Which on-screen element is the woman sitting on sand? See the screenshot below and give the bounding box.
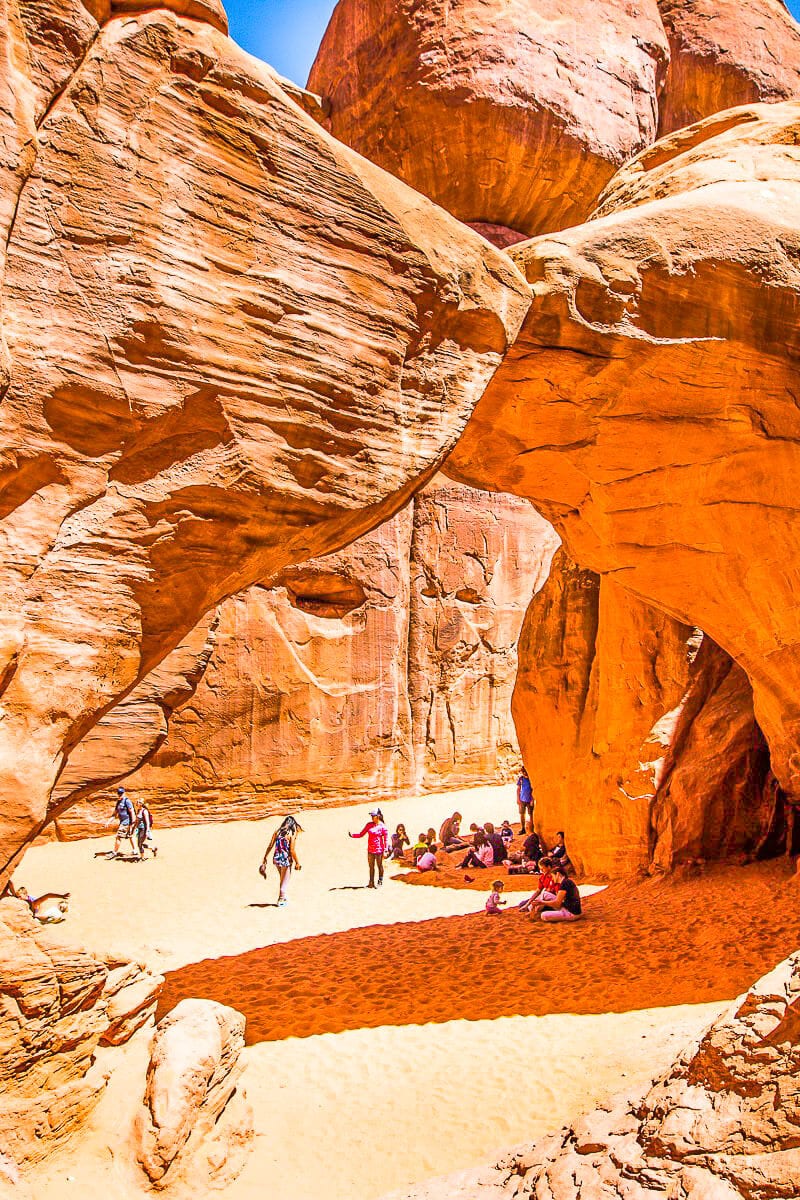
[438,812,469,852]
[458,829,493,870]
[391,824,410,860]
[259,815,302,907]
[417,845,438,872]
[519,857,557,913]
[534,865,582,922]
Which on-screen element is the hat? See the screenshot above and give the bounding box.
[369,809,379,817]
[116,786,125,794]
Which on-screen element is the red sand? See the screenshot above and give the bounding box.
[158,858,800,1045]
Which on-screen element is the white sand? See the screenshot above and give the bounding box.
[21,786,724,1200]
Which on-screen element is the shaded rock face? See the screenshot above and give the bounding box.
[0,0,529,885]
[449,102,800,818]
[56,481,557,833]
[514,552,789,877]
[658,0,800,134]
[450,951,800,1200]
[512,549,695,877]
[309,0,669,240]
[0,898,162,1168]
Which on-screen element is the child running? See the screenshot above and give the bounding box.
[485,879,506,915]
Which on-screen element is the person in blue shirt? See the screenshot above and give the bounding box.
[516,766,534,835]
[113,786,138,859]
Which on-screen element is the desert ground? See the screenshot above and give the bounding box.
[17,784,800,1200]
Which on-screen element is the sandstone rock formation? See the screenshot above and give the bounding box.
[658,0,800,134]
[0,0,529,886]
[0,897,162,1168]
[137,998,251,1189]
[449,101,800,823]
[422,950,800,1200]
[54,480,557,833]
[309,0,669,241]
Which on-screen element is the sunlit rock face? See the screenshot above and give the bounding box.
[0,1,529,885]
[657,0,800,134]
[449,101,800,821]
[308,0,669,240]
[56,481,558,834]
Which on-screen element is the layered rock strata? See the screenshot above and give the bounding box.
[408,950,800,1200]
[0,897,162,1168]
[449,101,800,819]
[0,0,529,886]
[55,481,557,833]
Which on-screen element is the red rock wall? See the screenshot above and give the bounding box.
[56,481,557,835]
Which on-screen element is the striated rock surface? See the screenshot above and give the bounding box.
[0,0,529,885]
[449,101,800,819]
[309,0,669,240]
[0,898,162,1167]
[513,549,695,877]
[137,998,252,1188]
[407,951,800,1200]
[56,480,557,832]
[658,0,800,134]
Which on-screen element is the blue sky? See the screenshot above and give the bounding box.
[226,0,800,87]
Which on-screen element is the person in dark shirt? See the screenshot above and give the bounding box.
[483,822,508,866]
[549,831,574,875]
[522,830,542,866]
[538,866,582,922]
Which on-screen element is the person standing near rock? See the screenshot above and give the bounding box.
[260,815,302,907]
[113,786,138,859]
[517,766,534,835]
[350,809,389,888]
[136,801,157,860]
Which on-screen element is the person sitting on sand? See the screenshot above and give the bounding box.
[519,857,557,912]
[113,786,139,860]
[350,810,389,888]
[391,824,410,860]
[483,822,508,867]
[11,886,70,923]
[417,846,438,872]
[458,829,493,870]
[534,865,582,922]
[522,829,543,867]
[260,815,303,906]
[500,820,514,850]
[426,827,439,851]
[485,879,506,915]
[412,832,429,863]
[549,831,574,875]
[439,812,469,852]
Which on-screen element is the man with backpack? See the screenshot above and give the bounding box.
[113,786,138,859]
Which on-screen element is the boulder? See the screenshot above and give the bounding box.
[448,101,800,816]
[137,998,251,1186]
[658,0,800,134]
[0,1,529,885]
[309,0,669,240]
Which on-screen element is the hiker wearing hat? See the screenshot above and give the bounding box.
[349,808,389,888]
[113,786,139,859]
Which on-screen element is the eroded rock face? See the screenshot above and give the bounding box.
[449,101,800,815]
[309,0,669,240]
[55,480,556,831]
[0,1,529,885]
[137,998,252,1188]
[0,898,162,1167]
[513,549,695,877]
[658,0,800,134]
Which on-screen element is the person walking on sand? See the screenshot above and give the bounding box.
[350,809,388,888]
[135,800,157,860]
[113,786,138,859]
[517,765,534,834]
[260,815,302,906]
